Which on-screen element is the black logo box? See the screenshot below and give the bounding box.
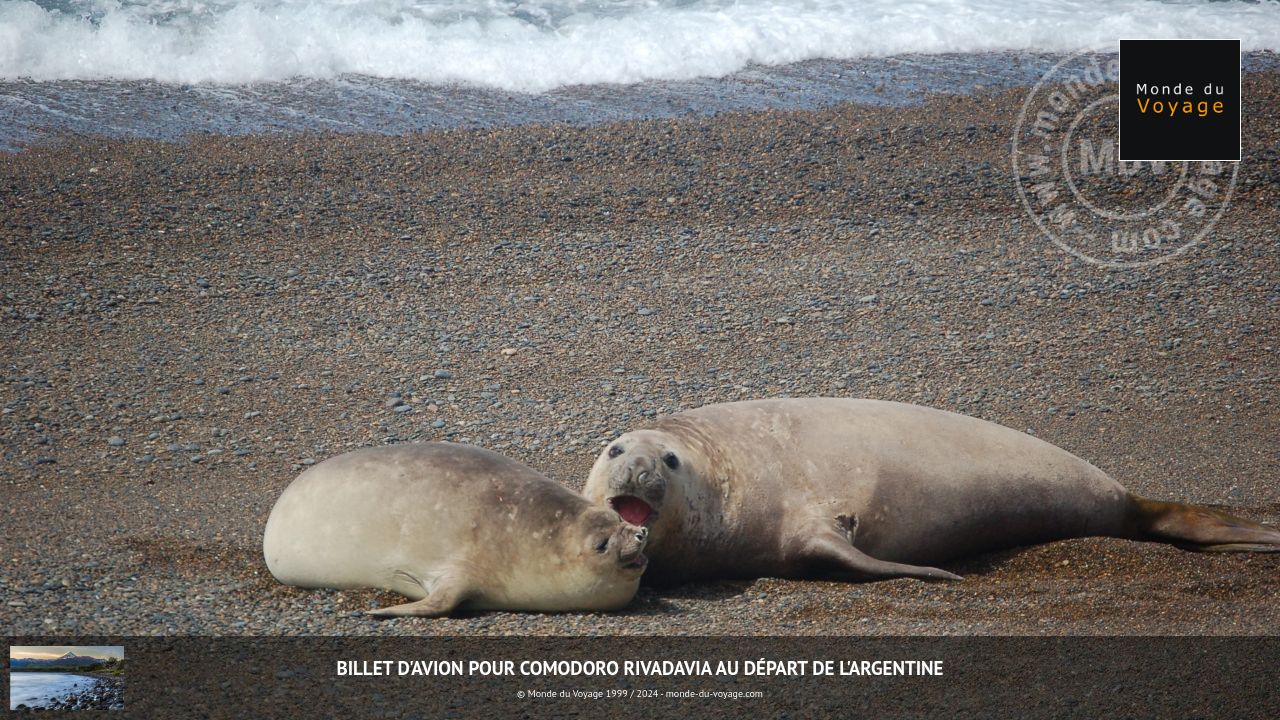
[1119,39,1241,162]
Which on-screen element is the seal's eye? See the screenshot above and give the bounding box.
[662,452,680,470]
[607,445,623,459]
[595,538,610,554]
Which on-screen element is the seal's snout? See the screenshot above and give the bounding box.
[612,454,667,506]
[616,522,649,572]
[620,454,656,484]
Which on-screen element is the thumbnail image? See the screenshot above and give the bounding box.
[9,646,124,711]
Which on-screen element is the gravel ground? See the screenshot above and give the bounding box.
[2,74,1278,637]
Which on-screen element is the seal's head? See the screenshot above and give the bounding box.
[543,507,648,611]
[584,429,692,548]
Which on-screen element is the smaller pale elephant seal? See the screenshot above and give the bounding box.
[263,442,649,617]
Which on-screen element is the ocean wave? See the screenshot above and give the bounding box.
[1,0,1278,89]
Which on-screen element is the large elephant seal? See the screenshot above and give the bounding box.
[264,442,649,617]
[584,398,1280,586]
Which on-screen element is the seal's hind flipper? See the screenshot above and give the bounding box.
[802,530,962,582]
[366,578,467,619]
[1128,496,1280,552]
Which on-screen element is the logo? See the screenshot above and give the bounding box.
[1119,39,1241,162]
[1012,53,1237,268]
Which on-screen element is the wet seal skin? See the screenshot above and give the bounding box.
[264,442,648,617]
[585,398,1280,586]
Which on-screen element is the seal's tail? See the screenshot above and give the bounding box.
[1127,495,1280,552]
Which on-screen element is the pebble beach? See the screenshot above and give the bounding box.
[3,69,1279,637]
[9,674,124,712]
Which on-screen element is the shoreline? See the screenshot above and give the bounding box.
[4,51,1277,153]
[10,673,125,712]
[1,69,1277,636]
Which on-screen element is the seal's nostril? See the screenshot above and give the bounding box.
[637,471,649,482]
[636,528,648,542]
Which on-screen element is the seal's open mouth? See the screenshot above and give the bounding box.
[623,554,648,571]
[610,495,654,526]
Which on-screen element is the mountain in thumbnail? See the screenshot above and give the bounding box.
[11,652,106,669]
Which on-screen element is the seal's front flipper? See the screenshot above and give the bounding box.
[1128,496,1280,553]
[804,531,962,582]
[367,576,467,619]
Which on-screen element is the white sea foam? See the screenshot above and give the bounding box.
[1,0,1277,89]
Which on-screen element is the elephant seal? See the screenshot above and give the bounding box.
[584,398,1280,586]
[264,442,649,617]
